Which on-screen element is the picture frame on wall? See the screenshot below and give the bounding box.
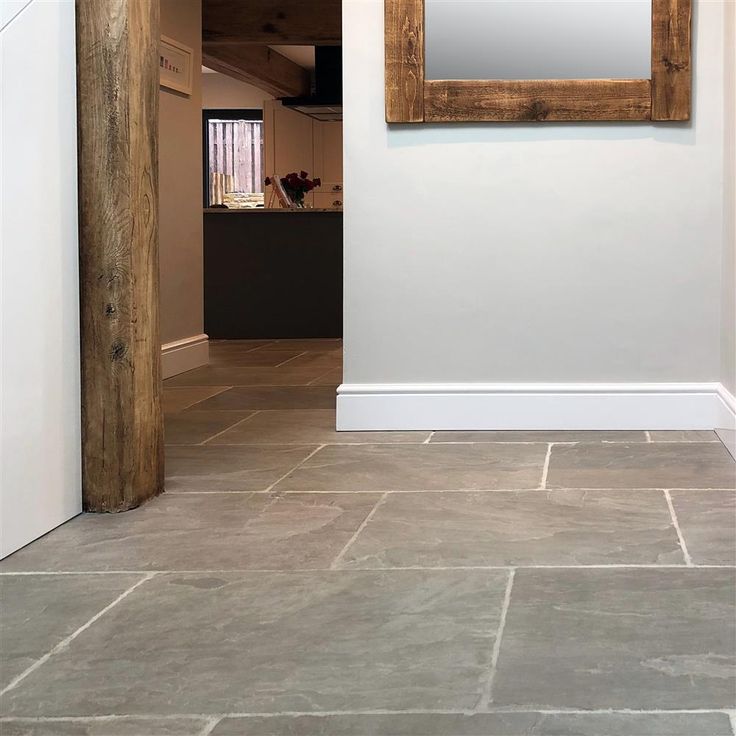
[160,35,193,95]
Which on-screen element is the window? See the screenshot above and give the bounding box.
[203,109,264,208]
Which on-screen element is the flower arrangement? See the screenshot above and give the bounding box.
[266,171,321,208]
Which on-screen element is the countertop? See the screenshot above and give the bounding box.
[203,208,342,214]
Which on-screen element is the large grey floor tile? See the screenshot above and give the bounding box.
[193,386,336,411]
[163,365,329,387]
[278,352,342,370]
[649,430,720,442]
[0,718,207,735]
[165,444,317,492]
[670,490,736,564]
[431,431,647,444]
[211,712,734,735]
[0,574,143,690]
[209,410,429,445]
[162,386,230,413]
[493,568,736,709]
[209,348,303,367]
[547,442,736,489]
[0,494,380,572]
[164,410,254,445]
[0,570,509,716]
[309,367,342,386]
[337,490,683,568]
[261,339,342,352]
[276,444,547,492]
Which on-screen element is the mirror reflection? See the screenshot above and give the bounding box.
[425,0,652,80]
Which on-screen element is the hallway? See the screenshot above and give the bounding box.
[1,339,735,735]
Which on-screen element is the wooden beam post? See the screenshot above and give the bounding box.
[75,0,164,511]
[202,44,311,97]
[203,0,341,45]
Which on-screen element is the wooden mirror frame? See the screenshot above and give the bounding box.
[385,0,691,123]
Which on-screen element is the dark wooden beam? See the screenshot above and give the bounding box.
[203,44,310,97]
[75,0,164,511]
[203,0,341,45]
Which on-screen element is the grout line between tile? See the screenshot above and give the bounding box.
[262,444,326,494]
[161,486,735,495]
[307,366,342,386]
[2,709,733,722]
[664,490,694,566]
[273,351,308,368]
[330,492,390,569]
[168,386,232,412]
[476,568,515,711]
[539,443,553,490]
[199,715,223,736]
[2,564,733,576]
[199,411,261,445]
[0,573,156,697]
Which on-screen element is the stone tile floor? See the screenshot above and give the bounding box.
[1,339,735,736]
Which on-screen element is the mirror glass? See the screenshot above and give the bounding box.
[425,0,652,80]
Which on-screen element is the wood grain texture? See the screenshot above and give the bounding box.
[424,80,652,122]
[203,0,341,45]
[203,44,310,97]
[385,0,424,123]
[651,0,692,120]
[76,0,164,511]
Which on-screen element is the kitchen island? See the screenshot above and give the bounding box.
[204,208,343,338]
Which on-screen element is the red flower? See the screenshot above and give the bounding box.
[300,171,308,179]
[313,178,321,188]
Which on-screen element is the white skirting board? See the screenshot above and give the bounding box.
[161,334,209,379]
[336,382,736,432]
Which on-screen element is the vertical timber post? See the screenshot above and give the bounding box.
[76,0,164,511]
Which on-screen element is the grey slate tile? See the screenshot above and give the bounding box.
[0,574,144,690]
[275,443,548,492]
[492,568,736,709]
[670,490,736,564]
[336,490,683,568]
[0,570,508,716]
[547,442,736,489]
[0,494,381,573]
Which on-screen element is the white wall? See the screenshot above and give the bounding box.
[340,0,732,430]
[159,0,208,377]
[1,0,81,556]
[722,2,735,398]
[202,70,273,109]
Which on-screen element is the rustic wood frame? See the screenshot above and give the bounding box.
[385,0,691,123]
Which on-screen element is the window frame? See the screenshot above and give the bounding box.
[384,0,691,123]
[202,108,264,207]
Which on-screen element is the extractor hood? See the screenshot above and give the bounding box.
[280,46,342,122]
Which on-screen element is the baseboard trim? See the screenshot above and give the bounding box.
[336,382,734,431]
[715,385,736,458]
[161,333,209,379]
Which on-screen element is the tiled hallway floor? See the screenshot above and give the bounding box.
[2,339,736,735]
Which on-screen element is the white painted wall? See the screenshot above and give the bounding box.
[722,2,735,398]
[340,0,732,430]
[202,70,273,109]
[1,0,81,556]
[159,0,208,378]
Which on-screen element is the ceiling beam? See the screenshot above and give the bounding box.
[202,44,311,98]
[203,0,341,45]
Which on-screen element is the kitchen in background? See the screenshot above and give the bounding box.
[202,45,343,339]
